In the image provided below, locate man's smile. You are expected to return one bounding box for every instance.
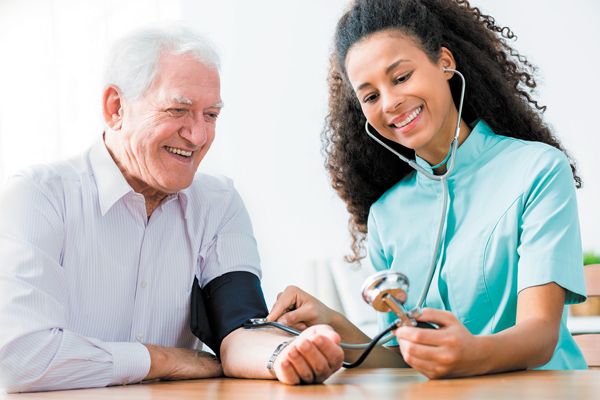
[164,145,193,157]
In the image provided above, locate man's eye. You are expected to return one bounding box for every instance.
[167,108,186,116]
[395,72,411,84]
[205,113,219,122]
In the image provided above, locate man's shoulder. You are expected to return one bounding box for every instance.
[10,149,93,190]
[186,172,235,197]
[192,172,234,190]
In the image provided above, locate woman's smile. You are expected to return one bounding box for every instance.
[390,105,423,134]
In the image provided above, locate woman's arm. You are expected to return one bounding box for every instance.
[395,282,565,378]
[267,286,408,368]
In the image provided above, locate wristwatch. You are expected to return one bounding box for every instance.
[266,340,294,378]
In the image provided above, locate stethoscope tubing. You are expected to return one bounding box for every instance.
[244,70,467,369]
[364,68,466,311]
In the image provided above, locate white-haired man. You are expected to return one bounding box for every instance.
[0,23,343,393]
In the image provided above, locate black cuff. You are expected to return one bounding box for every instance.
[190,271,268,357]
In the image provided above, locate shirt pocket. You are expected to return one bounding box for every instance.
[444,238,495,332]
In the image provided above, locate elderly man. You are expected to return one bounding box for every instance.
[0,23,343,393]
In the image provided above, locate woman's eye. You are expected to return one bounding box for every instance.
[395,72,412,84]
[363,93,379,104]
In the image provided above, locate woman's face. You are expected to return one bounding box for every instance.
[346,31,458,160]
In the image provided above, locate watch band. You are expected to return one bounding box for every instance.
[266,340,294,378]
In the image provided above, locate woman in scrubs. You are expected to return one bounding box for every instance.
[268,0,588,378]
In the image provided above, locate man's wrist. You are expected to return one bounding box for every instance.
[266,340,294,378]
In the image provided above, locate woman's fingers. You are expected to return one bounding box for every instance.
[416,307,458,327]
[395,325,440,346]
[267,286,331,327]
[267,287,299,322]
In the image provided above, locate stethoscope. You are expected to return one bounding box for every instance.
[245,68,466,369]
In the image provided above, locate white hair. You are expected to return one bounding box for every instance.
[103,22,221,101]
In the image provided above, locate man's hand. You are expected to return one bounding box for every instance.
[272,325,344,385]
[143,345,223,381]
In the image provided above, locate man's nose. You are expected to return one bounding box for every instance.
[181,115,207,146]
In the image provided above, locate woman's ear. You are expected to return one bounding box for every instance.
[439,47,457,79]
[102,85,124,131]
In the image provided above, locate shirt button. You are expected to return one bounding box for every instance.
[122,379,129,386]
[136,333,143,341]
[141,281,147,288]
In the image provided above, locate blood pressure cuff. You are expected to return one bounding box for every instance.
[190,271,268,357]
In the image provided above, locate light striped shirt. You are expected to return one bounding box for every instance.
[0,135,262,393]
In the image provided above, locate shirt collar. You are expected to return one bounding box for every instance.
[90,134,136,216]
[414,120,493,177]
[90,134,192,218]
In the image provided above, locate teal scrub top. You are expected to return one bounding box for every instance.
[368,121,588,370]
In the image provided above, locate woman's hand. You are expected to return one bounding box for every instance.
[394,308,485,379]
[273,325,344,385]
[267,286,338,331]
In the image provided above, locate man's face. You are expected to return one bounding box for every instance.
[118,53,222,196]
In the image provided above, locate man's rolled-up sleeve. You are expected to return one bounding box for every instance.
[0,176,150,393]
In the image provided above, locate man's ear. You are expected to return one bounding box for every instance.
[439,47,457,79]
[102,85,124,130]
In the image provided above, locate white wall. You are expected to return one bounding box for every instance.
[0,0,598,309]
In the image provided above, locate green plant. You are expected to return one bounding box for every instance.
[583,251,600,266]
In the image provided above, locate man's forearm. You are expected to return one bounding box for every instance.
[143,344,223,380]
[219,327,294,379]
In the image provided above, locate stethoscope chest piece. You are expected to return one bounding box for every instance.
[361,270,438,329]
[361,270,409,311]
[361,270,421,327]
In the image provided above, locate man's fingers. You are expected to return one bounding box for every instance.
[295,338,336,382]
[285,346,315,383]
[276,358,301,385]
[310,335,344,370]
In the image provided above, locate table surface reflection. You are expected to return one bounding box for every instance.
[3,368,599,399]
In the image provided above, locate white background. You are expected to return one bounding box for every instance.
[0,0,598,310]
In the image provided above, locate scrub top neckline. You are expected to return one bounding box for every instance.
[414,120,495,184]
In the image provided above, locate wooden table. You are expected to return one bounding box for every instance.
[3,369,599,399]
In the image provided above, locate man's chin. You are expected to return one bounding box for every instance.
[161,178,195,194]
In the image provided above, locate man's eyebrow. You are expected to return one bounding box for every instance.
[174,95,193,105]
[355,58,411,93]
[172,96,224,109]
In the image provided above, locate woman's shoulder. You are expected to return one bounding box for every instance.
[370,171,417,217]
[491,132,570,175]
[483,121,567,163]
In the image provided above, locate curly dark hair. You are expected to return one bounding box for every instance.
[323,0,581,263]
